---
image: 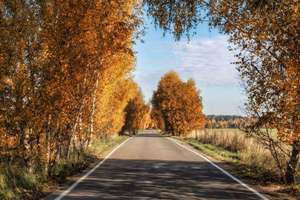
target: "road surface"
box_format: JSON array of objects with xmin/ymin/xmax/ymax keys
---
[{"xmin": 47, "ymin": 130, "xmax": 266, "ymax": 200}]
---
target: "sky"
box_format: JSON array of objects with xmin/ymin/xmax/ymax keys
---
[{"xmin": 133, "ymin": 16, "xmax": 246, "ymax": 116}]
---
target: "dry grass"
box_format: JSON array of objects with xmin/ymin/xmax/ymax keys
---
[
  {"xmin": 187, "ymin": 129, "xmax": 279, "ymax": 180},
  {"xmin": 184, "ymin": 129, "xmax": 300, "ymax": 198}
]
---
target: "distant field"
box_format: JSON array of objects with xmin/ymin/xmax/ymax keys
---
[{"xmin": 188, "ymin": 128, "xmax": 245, "ymax": 138}]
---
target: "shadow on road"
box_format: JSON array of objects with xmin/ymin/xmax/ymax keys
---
[
  {"xmin": 135, "ymin": 133, "xmax": 168, "ymax": 138},
  {"xmin": 54, "ymin": 158, "xmax": 261, "ymax": 200}
]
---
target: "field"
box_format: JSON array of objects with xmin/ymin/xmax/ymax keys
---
[{"xmin": 183, "ymin": 129, "xmax": 300, "ymax": 198}]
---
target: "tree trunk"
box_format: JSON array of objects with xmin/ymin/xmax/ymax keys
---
[
  {"xmin": 87, "ymin": 78, "xmax": 99, "ymax": 148},
  {"xmin": 285, "ymin": 141, "xmax": 300, "ymax": 184},
  {"xmin": 89, "ymin": 79, "xmax": 99, "ymax": 135},
  {"xmin": 45, "ymin": 114, "xmax": 52, "ymax": 176}
]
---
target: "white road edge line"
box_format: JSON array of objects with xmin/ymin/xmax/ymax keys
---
[
  {"xmin": 54, "ymin": 137, "xmax": 132, "ymax": 200},
  {"xmin": 168, "ymin": 137, "xmax": 269, "ymax": 200}
]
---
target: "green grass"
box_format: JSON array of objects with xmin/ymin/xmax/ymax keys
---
[
  {"xmin": 88, "ymin": 135, "xmax": 127, "ymax": 156},
  {"xmin": 185, "ymin": 138, "xmax": 240, "ymax": 162},
  {"xmin": 0, "ymin": 165, "xmax": 44, "ymax": 200}
]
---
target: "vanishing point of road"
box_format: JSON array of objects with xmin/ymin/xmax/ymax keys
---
[{"xmin": 46, "ymin": 130, "xmax": 267, "ymax": 200}]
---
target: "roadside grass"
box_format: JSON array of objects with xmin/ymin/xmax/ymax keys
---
[
  {"xmin": 0, "ymin": 134, "xmax": 127, "ymax": 200},
  {"xmin": 182, "ymin": 129, "xmax": 300, "ymax": 199},
  {"xmin": 50, "ymin": 134, "xmax": 127, "ymax": 183},
  {"xmin": 185, "ymin": 138, "xmax": 277, "ymax": 183},
  {"xmin": 0, "ymin": 165, "xmax": 44, "ymax": 200},
  {"xmin": 187, "ymin": 129, "xmax": 278, "ymax": 178},
  {"xmin": 88, "ymin": 134, "xmax": 126, "ymax": 156},
  {"xmin": 187, "ymin": 139, "xmax": 240, "ymax": 162}
]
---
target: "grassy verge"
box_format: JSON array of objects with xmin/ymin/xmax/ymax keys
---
[
  {"xmin": 185, "ymin": 138, "xmax": 276, "ymax": 181},
  {"xmin": 49, "ymin": 135, "xmax": 127, "ymax": 184},
  {"xmin": 88, "ymin": 134, "xmax": 127, "ymax": 157},
  {"xmin": 0, "ymin": 166, "xmax": 45, "ymax": 200},
  {"xmin": 180, "ymin": 136, "xmax": 300, "ymax": 199},
  {"xmin": 187, "ymin": 139, "xmax": 240, "ymax": 162},
  {"xmin": 0, "ymin": 135, "xmax": 127, "ymax": 200}
]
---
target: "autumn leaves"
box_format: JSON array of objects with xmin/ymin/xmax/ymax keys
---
[
  {"xmin": 152, "ymin": 71, "xmax": 205, "ymax": 136},
  {"xmin": 121, "ymin": 91, "xmax": 151, "ymax": 135},
  {"xmin": 120, "ymin": 71, "xmax": 206, "ymax": 137},
  {"xmin": 0, "ymin": 1, "xmax": 206, "ymax": 180},
  {"xmin": 0, "ymin": 0, "xmax": 141, "ymax": 176}
]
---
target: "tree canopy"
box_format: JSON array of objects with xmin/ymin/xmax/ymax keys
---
[
  {"xmin": 152, "ymin": 71, "xmax": 205, "ymax": 136},
  {"xmin": 0, "ymin": 0, "xmax": 142, "ymax": 177},
  {"xmin": 121, "ymin": 90, "xmax": 151, "ymax": 135}
]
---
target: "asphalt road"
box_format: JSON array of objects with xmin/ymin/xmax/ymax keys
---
[{"xmin": 47, "ymin": 130, "xmax": 266, "ymax": 200}]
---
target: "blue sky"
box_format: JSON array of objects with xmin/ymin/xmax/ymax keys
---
[{"xmin": 133, "ymin": 16, "xmax": 245, "ymax": 115}]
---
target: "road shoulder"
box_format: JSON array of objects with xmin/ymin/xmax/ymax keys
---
[
  {"xmin": 43, "ymin": 136, "xmax": 130, "ymax": 200},
  {"xmin": 172, "ymin": 137, "xmax": 298, "ymax": 200}
]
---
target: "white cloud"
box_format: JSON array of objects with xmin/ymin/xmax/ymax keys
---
[
  {"xmin": 173, "ymin": 36, "xmax": 239, "ymax": 86},
  {"xmin": 133, "ymin": 35, "xmax": 245, "ymax": 115}
]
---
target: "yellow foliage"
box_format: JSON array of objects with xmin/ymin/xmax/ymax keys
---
[{"xmin": 152, "ymin": 71, "xmax": 205, "ymax": 136}]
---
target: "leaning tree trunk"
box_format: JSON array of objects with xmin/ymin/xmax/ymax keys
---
[{"xmin": 285, "ymin": 140, "xmax": 300, "ymax": 184}]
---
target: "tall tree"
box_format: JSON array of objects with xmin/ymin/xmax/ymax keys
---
[
  {"xmin": 0, "ymin": 0, "xmax": 141, "ymax": 176},
  {"xmin": 152, "ymin": 71, "xmax": 205, "ymax": 136}
]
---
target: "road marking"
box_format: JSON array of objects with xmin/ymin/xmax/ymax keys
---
[
  {"xmin": 168, "ymin": 137, "xmax": 269, "ymax": 200},
  {"xmin": 54, "ymin": 137, "xmax": 132, "ymax": 200}
]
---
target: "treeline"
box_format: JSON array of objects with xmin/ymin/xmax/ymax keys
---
[
  {"xmin": 151, "ymin": 71, "xmax": 205, "ymax": 136},
  {"xmin": 205, "ymin": 115, "xmax": 246, "ymax": 129},
  {"xmin": 121, "ymin": 91, "xmax": 151, "ymax": 135},
  {"xmin": 0, "ymin": 0, "xmax": 149, "ymax": 179}
]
